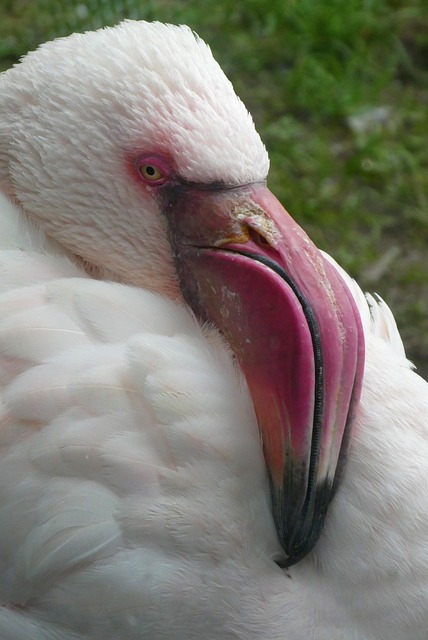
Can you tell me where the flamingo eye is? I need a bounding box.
[140,163,164,182]
[135,155,171,186]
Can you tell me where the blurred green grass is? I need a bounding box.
[1,0,427,375]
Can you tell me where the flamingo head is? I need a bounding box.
[0,21,364,565]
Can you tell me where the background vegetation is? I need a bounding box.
[1,0,427,376]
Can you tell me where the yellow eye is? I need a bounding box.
[135,155,170,185]
[139,164,164,181]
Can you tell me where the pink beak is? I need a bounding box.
[165,182,364,566]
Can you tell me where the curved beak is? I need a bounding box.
[164,182,364,566]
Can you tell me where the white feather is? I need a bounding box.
[0,20,426,640]
[322,250,408,360]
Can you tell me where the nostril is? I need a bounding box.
[248,226,271,248]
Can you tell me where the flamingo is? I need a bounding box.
[0,20,427,640]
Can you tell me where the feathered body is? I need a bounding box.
[0,21,427,640]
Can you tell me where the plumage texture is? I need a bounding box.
[0,21,268,297]
[0,21,427,640]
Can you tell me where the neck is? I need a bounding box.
[0,192,63,255]
[0,192,181,297]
